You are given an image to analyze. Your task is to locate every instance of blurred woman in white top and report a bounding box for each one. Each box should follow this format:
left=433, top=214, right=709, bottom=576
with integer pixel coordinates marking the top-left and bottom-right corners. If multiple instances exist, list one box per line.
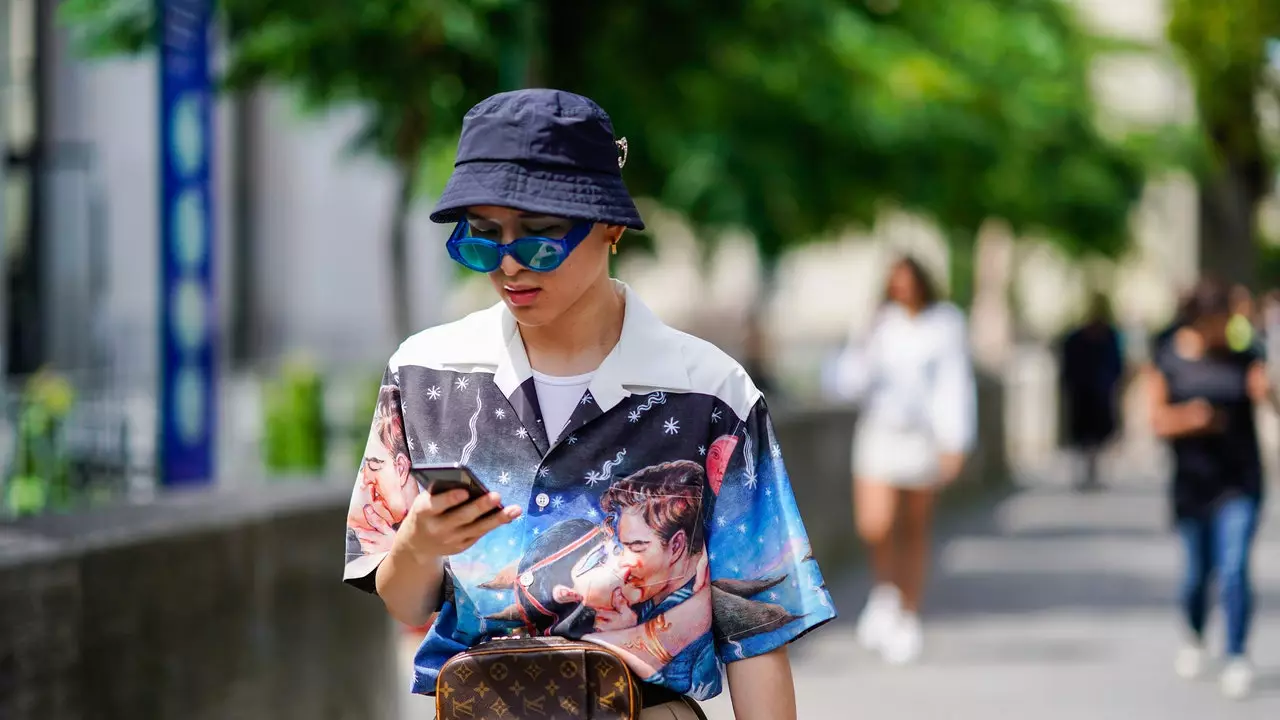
left=833, top=255, right=977, bottom=665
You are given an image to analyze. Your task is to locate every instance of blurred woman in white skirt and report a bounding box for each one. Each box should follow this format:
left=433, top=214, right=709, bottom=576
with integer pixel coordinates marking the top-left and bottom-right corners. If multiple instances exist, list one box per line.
left=832, top=256, right=977, bottom=665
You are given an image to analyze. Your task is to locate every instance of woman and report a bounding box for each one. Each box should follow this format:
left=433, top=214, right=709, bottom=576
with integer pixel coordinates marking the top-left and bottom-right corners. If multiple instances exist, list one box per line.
left=1150, top=278, right=1273, bottom=700
left=833, top=256, right=976, bottom=665
left=342, top=89, right=835, bottom=719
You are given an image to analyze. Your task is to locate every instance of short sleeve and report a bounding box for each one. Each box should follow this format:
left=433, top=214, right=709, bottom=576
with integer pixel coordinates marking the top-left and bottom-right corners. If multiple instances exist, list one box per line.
left=706, top=397, right=836, bottom=664
left=343, top=365, right=421, bottom=593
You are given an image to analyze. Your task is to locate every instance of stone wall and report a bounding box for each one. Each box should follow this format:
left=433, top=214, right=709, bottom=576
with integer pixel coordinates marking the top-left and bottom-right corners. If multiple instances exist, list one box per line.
left=0, top=484, right=398, bottom=720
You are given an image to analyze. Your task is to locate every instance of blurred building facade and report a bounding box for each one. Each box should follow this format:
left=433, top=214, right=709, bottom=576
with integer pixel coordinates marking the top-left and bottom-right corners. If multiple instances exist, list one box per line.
left=0, top=0, right=451, bottom=390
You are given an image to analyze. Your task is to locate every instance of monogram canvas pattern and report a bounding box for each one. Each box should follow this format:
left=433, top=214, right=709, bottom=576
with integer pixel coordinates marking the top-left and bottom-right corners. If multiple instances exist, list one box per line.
left=437, top=639, right=637, bottom=720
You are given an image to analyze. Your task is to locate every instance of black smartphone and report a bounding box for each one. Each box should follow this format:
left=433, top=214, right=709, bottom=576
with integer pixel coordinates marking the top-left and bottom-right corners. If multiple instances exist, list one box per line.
left=411, top=463, right=500, bottom=515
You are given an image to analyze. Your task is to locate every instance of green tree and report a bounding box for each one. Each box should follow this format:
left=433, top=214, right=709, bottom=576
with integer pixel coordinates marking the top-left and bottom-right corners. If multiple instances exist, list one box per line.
left=541, top=0, right=1147, bottom=307
left=66, top=0, right=1148, bottom=314
left=1168, top=0, right=1280, bottom=288
left=62, top=0, right=522, bottom=339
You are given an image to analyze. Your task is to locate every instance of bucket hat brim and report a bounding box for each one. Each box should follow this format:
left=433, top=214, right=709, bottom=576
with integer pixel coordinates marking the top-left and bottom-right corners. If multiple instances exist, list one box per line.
left=429, top=161, right=645, bottom=231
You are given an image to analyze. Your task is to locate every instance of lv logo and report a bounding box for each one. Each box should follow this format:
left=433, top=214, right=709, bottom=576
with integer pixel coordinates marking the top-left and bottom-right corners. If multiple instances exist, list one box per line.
left=522, top=695, right=547, bottom=716
left=450, top=696, right=476, bottom=718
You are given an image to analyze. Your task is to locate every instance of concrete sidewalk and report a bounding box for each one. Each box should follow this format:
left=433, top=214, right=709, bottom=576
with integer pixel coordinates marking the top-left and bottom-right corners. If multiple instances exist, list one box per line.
left=397, top=455, right=1277, bottom=718
left=697, top=458, right=1278, bottom=719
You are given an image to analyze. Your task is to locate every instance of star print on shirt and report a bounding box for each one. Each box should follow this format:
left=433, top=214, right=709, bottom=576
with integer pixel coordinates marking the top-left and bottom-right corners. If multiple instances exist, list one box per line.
left=494, top=408, right=506, bottom=420
left=538, top=467, right=551, bottom=479
left=454, top=377, right=469, bottom=391
left=771, top=443, right=782, bottom=458
left=697, top=445, right=706, bottom=456
left=627, top=411, right=641, bottom=423
left=497, top=471, right=511, bottom=485
left=580, top=393, right=594, bottom=406
left=426, top=386, right=441, bottom=400
left=516, top=427, right=529, bottom=439
left=426, top=442, right=439, bottom=455
left=567, top=435, right=578, bottom=445
left=551, top=496, right=565, bottom=509
left=663, top=418, right=680, bottom=435
left=711, top=409, right=722, bottom=422
left=407, top=436, right=415, bottom=450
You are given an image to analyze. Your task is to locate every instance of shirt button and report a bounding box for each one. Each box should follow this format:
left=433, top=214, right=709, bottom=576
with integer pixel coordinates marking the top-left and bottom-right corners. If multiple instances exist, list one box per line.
left=520, top=572, right=534, bottom=587
left=535, top=493, right=550, bottom=509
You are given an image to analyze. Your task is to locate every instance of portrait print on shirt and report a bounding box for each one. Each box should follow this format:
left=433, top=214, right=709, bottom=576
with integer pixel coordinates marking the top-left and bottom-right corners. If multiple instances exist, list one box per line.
left=343, top=289, right=836, bottom=701
left=345, top=383, right=420, bottom=571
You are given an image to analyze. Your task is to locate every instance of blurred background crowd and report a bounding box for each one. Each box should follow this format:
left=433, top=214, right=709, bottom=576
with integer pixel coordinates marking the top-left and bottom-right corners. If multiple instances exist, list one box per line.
left=2, top=0, right=1279, bottom=718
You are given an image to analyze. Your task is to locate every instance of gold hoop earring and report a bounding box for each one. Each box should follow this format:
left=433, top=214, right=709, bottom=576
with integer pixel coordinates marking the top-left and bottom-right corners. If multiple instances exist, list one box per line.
left=611, top=241, right=619, bottom=255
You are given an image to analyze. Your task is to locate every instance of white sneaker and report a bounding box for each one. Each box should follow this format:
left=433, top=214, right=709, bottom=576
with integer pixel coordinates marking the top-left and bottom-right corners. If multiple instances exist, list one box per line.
left=1220, top=659, right=1254, bottom=700
left=881, top=611, right=924, bottom=666
left=1174, top=642, right=1206, bottom=680
left=855, top=584, right=901, bottom=651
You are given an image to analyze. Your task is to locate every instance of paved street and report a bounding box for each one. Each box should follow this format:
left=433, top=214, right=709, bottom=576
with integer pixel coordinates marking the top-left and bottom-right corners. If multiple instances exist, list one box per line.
left=699, top=456, right=1279, bottom=719
left=399, top=453, right=1278, bottom=718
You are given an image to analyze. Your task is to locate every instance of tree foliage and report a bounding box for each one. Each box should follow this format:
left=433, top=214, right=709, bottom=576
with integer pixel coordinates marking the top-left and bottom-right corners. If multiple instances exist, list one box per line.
left=1167, top=0, right=1280, bottom=286
left=63, top=0, right=1148, bottom=307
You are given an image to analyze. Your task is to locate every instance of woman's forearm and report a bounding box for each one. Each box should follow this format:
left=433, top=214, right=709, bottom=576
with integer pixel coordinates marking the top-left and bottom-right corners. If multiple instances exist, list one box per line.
left=375, top=537, right=446, bottom=628
left=1151, top=403, right=1210, bottom=439
left=727, top=647, right=796, bottom=720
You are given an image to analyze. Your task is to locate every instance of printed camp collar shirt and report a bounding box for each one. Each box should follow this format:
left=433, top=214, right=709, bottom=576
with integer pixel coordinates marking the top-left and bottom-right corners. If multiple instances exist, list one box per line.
left=344, top=281, right=836, bottom=701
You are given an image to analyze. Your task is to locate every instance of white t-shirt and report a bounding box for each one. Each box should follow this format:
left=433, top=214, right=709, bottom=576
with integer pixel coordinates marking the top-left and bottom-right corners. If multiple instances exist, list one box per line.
left=833, top=302, right=977, bottom=454
left=532, top=369, right=595, bottom=444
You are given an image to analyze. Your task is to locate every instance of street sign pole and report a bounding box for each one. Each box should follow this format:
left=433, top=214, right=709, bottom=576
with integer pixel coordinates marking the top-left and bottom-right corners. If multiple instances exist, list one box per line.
left=157, top=0, right=217, bottom=486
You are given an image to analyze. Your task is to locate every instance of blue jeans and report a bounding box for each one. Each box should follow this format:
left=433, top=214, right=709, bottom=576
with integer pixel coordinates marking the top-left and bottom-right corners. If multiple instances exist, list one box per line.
left=1177, top=496, right=1260, bottom=657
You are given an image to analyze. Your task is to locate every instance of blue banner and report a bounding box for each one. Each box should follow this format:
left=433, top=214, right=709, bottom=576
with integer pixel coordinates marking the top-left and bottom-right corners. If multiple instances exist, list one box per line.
left=158, top=0, right=216, bottom=486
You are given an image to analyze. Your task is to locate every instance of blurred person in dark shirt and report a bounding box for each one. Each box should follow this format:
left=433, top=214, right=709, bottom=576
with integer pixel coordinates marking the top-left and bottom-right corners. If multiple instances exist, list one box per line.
left=1149, top=277, right=1278, bottom=700
left=1057, top=292, right=1125, bottom=492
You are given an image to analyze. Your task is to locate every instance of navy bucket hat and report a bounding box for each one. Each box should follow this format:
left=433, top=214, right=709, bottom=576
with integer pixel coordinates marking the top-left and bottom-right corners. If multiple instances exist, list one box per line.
left=429, top=89, right=645, bottom=231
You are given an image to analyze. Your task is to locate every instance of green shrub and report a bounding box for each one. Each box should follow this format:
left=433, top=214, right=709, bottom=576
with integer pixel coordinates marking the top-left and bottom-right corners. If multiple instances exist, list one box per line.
left=350, top=372, right=384, bottom=469
left=4, top=369, right=76, bottom=515
left=262, top=360, right=328, bottom=476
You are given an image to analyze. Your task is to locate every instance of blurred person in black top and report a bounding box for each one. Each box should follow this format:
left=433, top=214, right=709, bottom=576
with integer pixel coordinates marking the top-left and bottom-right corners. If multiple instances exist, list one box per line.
left=1149, top=277, right=1278, bottom=700
left=1151, top=289, right=1194, bottom=359
left=1057, top=292, right=1125, bottom=491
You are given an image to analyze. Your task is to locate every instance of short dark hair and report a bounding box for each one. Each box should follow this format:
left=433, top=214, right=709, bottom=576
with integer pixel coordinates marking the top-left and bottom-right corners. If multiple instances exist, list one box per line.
left=1183, top=277, right=1232, bottom=324
left=883, top=255, right=940, bottom=307
left=373, top=385, right=408, bottom=459
left=600, top=460, right=706, bottom=557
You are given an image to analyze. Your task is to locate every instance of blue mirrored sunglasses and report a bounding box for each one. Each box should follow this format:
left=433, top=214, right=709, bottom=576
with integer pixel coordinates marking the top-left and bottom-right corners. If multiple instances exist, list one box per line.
left=446, top=221, right=593, bottom=273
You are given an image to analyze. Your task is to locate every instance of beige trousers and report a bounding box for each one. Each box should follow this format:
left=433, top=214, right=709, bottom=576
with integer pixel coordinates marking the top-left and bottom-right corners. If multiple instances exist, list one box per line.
left=639, top=699, right=705, bottom=719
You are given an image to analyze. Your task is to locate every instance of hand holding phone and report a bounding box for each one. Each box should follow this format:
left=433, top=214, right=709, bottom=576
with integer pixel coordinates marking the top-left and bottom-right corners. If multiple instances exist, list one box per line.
left=397, top=463, right=522, bottom=559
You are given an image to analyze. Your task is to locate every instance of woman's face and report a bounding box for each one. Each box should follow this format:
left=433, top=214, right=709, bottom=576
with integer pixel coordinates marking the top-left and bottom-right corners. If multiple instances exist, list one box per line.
left=887, top=264, right=923, bottom=308
left=466, top=205, right=618, bottom=327
left=569, top=538, right=637, bottom=610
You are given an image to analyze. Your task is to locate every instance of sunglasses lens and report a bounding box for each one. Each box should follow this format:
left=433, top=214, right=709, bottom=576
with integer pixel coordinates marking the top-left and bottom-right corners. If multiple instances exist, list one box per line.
left=454, top=241, right=501, bottom=271
left=512, top=238, right=566, bottom=271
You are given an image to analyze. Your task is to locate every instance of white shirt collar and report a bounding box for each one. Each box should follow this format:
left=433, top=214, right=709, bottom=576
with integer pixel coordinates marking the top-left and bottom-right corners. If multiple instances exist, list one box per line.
left=469, top=280, right=691, bottom=414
